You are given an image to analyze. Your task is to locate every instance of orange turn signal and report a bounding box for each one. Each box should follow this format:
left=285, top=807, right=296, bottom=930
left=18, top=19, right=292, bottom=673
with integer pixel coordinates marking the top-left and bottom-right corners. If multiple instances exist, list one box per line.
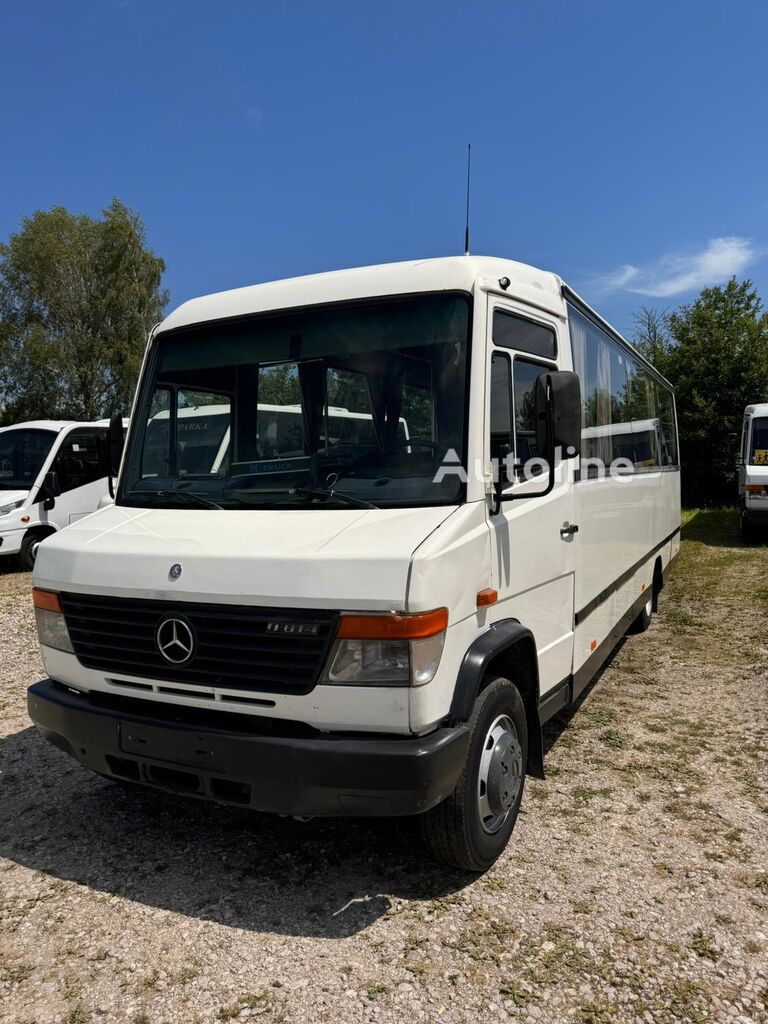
left=337, top=607, right=448, bottom=640
left=32, top=588, right=62, bottom=613
left=476, top=588, right=498, bottom=608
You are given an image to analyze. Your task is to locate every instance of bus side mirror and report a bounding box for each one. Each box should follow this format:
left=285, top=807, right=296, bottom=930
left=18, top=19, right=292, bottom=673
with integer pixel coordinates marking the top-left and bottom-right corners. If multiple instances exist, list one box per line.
left=41, top=470, right=61, bottom=510
left=109, top=413, right=125, bottom=478
left=535, top=371, right=581, bottom=461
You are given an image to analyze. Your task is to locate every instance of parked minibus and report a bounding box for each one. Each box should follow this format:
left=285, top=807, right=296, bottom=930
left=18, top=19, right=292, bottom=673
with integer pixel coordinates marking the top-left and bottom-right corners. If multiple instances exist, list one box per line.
left=27, top=257, right=680, bottom=871
left=738, top=403, right=768, bottom=541
left=0, top=418, right=127, bottom=570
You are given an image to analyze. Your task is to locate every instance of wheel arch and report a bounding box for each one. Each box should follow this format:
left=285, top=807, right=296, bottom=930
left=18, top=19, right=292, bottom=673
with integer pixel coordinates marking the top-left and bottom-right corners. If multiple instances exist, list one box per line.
left=450, top=620, right=544, bottom=780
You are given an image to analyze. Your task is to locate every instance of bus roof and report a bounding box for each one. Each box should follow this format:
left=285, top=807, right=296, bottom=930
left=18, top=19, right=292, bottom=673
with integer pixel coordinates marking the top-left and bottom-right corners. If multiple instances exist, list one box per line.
left=157, top=255, right=672, bottom=391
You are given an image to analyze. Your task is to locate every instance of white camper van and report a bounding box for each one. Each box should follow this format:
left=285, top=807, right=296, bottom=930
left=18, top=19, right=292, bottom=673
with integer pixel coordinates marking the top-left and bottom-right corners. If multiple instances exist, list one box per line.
left=738, top=402, right=768, bottom=541
left=0, top=419, right=127, bottom=570
left=28, top=257, right=680, bottom=871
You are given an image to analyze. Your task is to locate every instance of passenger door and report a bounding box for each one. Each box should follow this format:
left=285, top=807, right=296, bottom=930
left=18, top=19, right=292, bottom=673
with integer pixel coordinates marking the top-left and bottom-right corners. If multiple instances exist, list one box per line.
left=41, top=428, right=112, bottom=527
left=486, top=302, right=576, bottom=698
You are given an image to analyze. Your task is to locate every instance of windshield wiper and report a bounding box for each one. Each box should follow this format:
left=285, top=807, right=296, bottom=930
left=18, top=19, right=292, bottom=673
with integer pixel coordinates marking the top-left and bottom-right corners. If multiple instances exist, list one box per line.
left=290, top=487, right=378, bottom=510
left=153, top=489, right=223, bottom=510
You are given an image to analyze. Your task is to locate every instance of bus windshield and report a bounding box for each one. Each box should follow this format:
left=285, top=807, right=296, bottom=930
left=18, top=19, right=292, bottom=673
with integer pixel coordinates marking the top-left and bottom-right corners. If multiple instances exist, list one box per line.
left=120, top=293, right=471, bottom=509
left=0, top=428, right=57, bottom=490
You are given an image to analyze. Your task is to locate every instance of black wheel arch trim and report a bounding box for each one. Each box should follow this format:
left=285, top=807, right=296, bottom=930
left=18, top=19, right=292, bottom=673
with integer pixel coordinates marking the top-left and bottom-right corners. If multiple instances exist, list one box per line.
left=450, top=619, right=544, bottom=780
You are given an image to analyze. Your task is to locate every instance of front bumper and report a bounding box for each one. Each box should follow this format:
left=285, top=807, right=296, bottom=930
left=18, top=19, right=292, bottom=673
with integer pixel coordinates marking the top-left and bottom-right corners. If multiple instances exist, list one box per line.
left=28, top=679, right=469, bottom=817
left=0, top=528, right=23, bottom=555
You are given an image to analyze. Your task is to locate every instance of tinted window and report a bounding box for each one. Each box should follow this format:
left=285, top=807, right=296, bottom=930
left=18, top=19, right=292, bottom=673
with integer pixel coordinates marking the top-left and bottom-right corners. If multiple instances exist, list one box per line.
left=121, top=294, right=471, bottom=508
left=52, top=430, right=109, bottom=493
left=490, top=353, right=512, bottom=475
left=751, top=417, right=768, bottom=465
left=568, top=304, right=679, bottom=470
left=513, top=360, right=543, bottom=467
left=493, top=310, right=557, bottom=359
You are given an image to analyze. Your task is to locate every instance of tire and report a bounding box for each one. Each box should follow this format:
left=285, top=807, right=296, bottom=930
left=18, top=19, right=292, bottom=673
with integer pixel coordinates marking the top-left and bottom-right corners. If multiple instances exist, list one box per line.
left=420, top=676, right=527, bottom=872
left=627, top=591, right=653, bottom=634
left=16, top=532, right=43, bottom=572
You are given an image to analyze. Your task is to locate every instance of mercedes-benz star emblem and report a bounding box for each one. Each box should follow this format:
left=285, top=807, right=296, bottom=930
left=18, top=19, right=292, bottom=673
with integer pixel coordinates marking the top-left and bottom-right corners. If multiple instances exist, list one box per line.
left=155, top=617, right=195, bottom=665
left=169, top=563, right=183, bottom=581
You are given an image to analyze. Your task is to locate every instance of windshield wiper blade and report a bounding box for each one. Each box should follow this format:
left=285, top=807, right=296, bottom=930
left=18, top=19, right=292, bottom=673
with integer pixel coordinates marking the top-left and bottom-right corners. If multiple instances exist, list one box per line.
left=154, top=489, right=223, bottom=510
left=290, top=487, right=378, bottom=510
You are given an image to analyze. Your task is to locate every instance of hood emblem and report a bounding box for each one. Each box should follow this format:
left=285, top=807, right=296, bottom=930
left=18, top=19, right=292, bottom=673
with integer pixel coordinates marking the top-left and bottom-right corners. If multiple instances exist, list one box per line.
left=169, top=563, right=183, bottom=581
left=156, top=617, right=195, bottom=665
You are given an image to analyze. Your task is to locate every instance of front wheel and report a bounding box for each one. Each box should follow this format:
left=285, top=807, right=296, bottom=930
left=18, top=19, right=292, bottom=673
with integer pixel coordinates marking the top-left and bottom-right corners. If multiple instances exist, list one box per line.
left=420, top=676, right=527, bottom=872
left=16, top=533, right=42, bottom=572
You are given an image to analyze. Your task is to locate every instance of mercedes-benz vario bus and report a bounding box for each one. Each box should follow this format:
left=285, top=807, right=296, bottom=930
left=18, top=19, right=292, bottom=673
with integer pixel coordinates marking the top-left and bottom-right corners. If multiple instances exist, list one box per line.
left=0, top=418, right=127, bottom=570
left=738, top=403, right=768, bottom=541
left=27, top=257, right=680, bottom=871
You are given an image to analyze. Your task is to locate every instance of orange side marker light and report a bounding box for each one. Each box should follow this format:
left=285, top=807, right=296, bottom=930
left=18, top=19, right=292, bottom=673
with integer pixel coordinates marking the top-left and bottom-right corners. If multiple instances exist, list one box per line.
left=476, top=588, right=498, bottom=608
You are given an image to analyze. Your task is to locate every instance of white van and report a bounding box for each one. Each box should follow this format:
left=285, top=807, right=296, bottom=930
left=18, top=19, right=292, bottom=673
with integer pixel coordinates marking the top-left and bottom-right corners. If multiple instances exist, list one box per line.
left=738, top=403, right=768, bottom=541
left=27, top=257, right=680, bottom=871
left=0, top=419, right=127, bottom=570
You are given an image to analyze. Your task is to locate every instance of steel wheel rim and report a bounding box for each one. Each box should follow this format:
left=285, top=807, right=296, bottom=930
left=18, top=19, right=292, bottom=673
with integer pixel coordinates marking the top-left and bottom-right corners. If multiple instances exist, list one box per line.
left=644, top=594, right=652, bottom=618
left=29, top=540, right=40, bottom=563
left=477, top=713, right=523, bottom=835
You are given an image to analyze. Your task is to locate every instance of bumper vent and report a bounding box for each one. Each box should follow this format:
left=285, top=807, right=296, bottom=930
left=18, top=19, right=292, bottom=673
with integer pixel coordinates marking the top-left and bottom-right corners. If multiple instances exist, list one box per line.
left=60, top=592, right=338, bottom=695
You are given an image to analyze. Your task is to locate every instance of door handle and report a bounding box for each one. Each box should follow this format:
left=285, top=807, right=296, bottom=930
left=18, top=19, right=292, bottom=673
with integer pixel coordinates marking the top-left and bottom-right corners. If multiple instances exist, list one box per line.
left=560, top=523, right=579, bottom=537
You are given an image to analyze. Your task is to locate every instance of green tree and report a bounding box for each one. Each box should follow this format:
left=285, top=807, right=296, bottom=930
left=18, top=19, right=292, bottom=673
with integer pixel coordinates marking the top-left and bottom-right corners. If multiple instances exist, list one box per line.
left=634, top=279, right=768, bottom=506
left=0, top=199, right=167, bottom=424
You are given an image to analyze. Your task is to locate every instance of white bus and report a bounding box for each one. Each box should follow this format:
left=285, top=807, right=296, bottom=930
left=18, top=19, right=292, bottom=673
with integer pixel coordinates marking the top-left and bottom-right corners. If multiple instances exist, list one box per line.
left=738, top=402, right=768, bottom=541
left=0, top=418, right=127, bottom=570
left=28, top=257, right=680, bottom=871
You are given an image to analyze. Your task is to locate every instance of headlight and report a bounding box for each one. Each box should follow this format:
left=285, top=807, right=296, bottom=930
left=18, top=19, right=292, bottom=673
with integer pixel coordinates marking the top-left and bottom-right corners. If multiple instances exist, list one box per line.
left=323, top=608, right=447, bottom=687
left=32, top=589, right=74, bottom=654
left=0, top=499, right=24, bottom=516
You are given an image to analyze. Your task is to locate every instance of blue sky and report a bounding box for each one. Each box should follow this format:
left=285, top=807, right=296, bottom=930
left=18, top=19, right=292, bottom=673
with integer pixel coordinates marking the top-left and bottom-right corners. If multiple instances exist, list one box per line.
left=1, top=0, right=766, bottom=336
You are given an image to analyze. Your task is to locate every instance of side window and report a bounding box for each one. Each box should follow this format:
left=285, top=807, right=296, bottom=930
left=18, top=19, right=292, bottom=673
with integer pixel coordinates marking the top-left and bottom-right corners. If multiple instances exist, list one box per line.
left=513, top=360, right=544, bottom=468
left=493, top=310, right=557, bottom=359
left=52, top=430, right=106, bottom=494
left=490, top=353, right=512, bottom=478
left=568, top=303, right=679, bottom=471
left=741, top=420, right=750, bottom=464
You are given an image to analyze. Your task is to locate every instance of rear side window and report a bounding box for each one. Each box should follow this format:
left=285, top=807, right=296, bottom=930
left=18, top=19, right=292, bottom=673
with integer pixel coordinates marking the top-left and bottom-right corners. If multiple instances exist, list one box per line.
left=493, top=310, right=557, bottom=360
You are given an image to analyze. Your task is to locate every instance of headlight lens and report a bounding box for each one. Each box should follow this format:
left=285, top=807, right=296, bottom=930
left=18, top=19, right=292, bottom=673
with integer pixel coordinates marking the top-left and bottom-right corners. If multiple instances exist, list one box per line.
left=34, top=608, right=74, bottom=653
left=325, top=638, right=410, bottom=685
left=0, top=499, right=24, bottom=516
left=323, top=608, right=447, bottom=686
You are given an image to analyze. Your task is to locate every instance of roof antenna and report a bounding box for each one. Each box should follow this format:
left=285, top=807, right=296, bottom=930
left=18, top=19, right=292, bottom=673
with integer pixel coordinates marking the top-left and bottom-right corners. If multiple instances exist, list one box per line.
left=463, top=143, right=471, bottom=256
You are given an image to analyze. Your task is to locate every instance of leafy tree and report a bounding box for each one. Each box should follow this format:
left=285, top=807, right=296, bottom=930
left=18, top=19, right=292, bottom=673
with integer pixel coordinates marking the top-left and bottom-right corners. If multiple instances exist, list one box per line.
left=0, top=199, right=167, bottom=424
left=633, top=279, right=768, bottom=505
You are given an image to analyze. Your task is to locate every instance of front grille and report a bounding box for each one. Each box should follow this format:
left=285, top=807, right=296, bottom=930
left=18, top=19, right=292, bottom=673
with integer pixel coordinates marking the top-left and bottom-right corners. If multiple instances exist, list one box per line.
left=60, top=593, right=338, bottom=695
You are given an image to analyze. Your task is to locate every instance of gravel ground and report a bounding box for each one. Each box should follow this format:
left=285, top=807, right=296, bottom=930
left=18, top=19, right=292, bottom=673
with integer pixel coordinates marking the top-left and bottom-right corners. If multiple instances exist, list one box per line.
left=1, top=509, right=767, bottom=1024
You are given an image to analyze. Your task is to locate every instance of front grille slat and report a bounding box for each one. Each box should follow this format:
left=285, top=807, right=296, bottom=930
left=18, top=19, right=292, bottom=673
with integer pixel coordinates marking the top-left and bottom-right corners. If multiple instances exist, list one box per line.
left=60, top=593, right=338, bottom=696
